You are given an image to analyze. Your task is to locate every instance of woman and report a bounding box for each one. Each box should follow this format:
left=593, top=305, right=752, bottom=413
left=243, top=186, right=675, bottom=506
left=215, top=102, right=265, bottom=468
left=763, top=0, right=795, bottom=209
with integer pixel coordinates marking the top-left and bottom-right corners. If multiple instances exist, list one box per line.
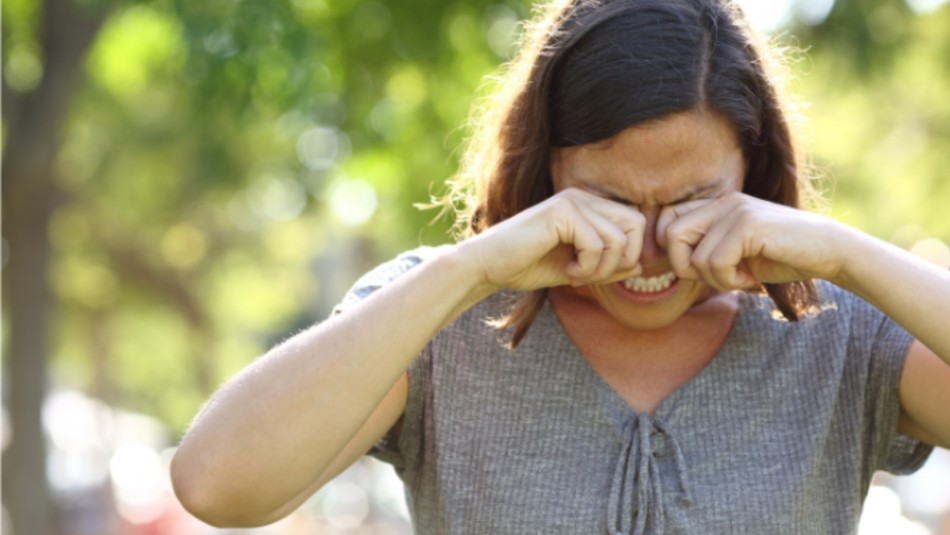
left=171, top=0, right=950, bottom=533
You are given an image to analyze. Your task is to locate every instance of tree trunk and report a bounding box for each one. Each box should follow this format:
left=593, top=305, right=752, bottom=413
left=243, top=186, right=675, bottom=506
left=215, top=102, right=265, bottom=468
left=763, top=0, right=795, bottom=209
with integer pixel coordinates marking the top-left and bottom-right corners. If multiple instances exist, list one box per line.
left=1, top=0, right=108, bottom=533
left=2, top=170, right=56, bottom=535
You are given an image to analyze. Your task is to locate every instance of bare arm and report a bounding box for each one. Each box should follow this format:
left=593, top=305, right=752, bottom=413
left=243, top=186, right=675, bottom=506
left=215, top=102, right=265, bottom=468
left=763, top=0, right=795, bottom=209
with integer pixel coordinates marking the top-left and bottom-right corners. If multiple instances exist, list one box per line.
left=170, top=189, right=646, bottom=527
left=659, top=193, right=950, bottom=448
left=171, top=246, right=496, bottom=527
left=829, top=228, right=950, bottom=448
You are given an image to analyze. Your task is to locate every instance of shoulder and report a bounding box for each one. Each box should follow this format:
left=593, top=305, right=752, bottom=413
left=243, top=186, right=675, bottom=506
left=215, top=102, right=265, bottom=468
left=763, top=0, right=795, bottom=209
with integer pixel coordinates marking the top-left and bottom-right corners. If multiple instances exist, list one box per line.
left=808, top=280, right=900, bottom=336
left=364, top=245, right=452, bottom=283
left=738, top=281, right=912, bottom=363
left=741, top=281, right=877, bottom=327
left=728, top=282, right=896, bottom=360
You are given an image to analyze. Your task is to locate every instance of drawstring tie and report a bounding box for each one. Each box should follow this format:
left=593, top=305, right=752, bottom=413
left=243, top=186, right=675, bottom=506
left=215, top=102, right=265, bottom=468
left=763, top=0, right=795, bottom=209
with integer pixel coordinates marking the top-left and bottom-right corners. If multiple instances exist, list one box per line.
left=607, top=413, right=692, bottom=535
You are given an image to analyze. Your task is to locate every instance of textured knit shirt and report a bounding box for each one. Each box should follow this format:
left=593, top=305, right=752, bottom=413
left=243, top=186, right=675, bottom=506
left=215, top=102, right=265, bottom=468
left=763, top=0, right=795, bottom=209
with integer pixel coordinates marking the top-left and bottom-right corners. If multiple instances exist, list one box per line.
left=333, top=247, right=934, bottom=534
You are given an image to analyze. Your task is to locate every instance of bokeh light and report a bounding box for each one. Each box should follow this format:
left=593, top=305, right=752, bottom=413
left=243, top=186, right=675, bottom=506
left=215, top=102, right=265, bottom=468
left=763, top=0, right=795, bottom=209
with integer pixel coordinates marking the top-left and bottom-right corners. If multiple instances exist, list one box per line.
left=736, top=0, right=794, bottom=30
left=859, top=486, right=931, bottom=535
left=906, top=0, right=950, bottom=14
left=910, top=238, right=950, bottom=269
left=5, top=0, right=950, bottom=534
left=110, top=443, right=166, bottom=524
left=328, top=178, right=379, bottom=227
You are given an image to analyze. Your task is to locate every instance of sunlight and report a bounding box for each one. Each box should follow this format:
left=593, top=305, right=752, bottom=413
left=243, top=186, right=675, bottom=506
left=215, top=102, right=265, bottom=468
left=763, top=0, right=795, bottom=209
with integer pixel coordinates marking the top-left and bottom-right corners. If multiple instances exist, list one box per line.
left=906, top=0, right=950, bottom=14
left=736, top=0, right=795, bottom=31
left=110, top=443, right=166, bottom=524
left=328, top=178, right=378, bottom=227
left=797, top=0, right=836, bottom=25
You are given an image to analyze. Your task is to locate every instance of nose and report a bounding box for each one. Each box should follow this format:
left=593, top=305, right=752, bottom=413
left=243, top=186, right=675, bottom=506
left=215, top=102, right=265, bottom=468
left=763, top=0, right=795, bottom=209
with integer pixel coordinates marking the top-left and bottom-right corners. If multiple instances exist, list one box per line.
left=640, top=207, right=663, bottom=262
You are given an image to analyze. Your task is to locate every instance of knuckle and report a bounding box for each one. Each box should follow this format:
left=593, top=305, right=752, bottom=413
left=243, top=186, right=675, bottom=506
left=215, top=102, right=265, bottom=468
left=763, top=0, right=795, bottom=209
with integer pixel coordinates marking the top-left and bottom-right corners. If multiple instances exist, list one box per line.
left=556, top=187, right=578, bottom=198
left=577, top=262, right=598, bottom=278
left=665, top=217, right=689, bottom=239
left=690, top=248, right=708, bottom=266
left=733, top=201, right=755, bottom=218
left=595, top=264, right=615, bottom=278
left=629, top=210, right=647, bottom=227
left=709, top=251, right=733, bottom=270
left=603, top=228, right=626, bottom=247
left=722, top=191, right=745, bottom=204
left=549, top=195, right=574, bottom=213
left=618, top=256, right=639, bottom=270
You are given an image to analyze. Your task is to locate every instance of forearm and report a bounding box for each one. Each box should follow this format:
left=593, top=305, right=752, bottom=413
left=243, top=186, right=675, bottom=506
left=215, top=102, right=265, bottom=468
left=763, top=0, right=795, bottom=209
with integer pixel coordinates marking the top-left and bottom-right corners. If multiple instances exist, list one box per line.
left=171, top=244, right=495, bottom=525
left=831, top=225, right=950, bottom=362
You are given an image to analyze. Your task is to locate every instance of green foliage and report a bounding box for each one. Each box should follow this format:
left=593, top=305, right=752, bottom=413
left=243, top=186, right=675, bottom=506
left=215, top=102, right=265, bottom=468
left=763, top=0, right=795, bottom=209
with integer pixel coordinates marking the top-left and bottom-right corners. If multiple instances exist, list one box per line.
left=795, top=3, right=950, bottom=247
left=2, top=0, right=43, bottom=92
left=8, top=0, right=949, bottom=436
left=27, top=0, right=528, bottom=434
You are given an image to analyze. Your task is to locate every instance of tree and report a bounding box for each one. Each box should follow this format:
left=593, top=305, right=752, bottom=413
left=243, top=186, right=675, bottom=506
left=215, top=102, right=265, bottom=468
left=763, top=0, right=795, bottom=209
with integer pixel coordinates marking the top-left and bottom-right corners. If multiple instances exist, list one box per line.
left=3, top=0, right=523, bottom=531
left=793, top=1, right=950, bottom=245
left=3, top=0, right=111, bottom=532
left=4, top=0, right=948, bottom=532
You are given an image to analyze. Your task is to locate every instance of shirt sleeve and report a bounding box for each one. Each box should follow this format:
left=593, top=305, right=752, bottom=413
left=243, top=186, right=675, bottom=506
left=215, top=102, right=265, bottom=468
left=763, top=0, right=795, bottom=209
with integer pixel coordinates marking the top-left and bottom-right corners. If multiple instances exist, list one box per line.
left=331, top=247, right=439, bottom=316
left=855, top=294, right=934, bottom=475
left=330, top=246, right=443, bottom=470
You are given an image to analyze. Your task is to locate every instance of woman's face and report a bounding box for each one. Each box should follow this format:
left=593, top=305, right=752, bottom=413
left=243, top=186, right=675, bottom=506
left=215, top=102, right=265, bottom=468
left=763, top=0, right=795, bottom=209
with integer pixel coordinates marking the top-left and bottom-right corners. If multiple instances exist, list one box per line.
left=550, top=111, right=746, bottom=330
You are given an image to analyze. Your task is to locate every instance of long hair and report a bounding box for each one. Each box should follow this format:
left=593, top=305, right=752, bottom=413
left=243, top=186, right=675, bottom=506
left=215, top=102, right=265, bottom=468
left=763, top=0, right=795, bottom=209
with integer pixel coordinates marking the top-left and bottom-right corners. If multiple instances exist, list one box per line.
left=446, top=0, right=818, bottom=347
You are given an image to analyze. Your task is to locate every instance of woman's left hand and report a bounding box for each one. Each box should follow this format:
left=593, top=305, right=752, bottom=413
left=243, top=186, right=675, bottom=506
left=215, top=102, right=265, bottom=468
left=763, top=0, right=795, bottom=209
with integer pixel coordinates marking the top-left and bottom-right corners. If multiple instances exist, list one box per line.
left=656, top=192, right=845, bottom=290
left=657, top=191, right=950, bottom=449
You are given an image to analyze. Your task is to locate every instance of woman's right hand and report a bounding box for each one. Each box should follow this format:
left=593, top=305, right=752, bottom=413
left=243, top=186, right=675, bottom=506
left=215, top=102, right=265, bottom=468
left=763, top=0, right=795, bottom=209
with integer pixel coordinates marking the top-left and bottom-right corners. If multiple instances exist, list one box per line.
left=171, top=188, right=646, bottom=527
left=461, top=188, right=647, bottom=292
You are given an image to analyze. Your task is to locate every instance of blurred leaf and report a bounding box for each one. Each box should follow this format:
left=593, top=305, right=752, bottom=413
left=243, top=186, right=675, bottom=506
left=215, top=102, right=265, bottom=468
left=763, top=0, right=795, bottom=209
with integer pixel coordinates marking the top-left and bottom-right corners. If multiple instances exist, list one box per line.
left=14, top=0, right=948, bottom=445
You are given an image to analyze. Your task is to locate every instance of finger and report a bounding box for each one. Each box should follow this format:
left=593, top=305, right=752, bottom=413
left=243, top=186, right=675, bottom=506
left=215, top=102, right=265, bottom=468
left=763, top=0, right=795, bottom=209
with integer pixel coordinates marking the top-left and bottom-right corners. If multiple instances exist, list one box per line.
left=617, top=210, right=646, bottom=273
left=709, top=237, right=759, bottom=291
left=691, top=209, right=762, bottom=290
left=599, top=265, right=646, bottom=286
left=582, top=192, right=647, bottom=273
left=621, top=226, right=644, bottom=275
left=577, top=201, right=645, bottom=274
left=584, top=209, right=628, bottom=280
left=561, top=216, right=606, bottom=280
left=659, top=200, right=720, bottom=278
left=656, top=198, right=717, bottom=250
left=562, top=189, right=645, bottom=275
left=565, top=188, right=646, bottom=233
left=687, top=212, right=747, bottom=290
left=569, top=205, right=634, bottom=281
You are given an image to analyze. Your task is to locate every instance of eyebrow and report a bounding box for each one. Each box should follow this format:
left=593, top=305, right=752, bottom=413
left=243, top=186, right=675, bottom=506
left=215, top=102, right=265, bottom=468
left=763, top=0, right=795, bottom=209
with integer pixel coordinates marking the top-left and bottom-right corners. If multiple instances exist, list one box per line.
left=581, top=180, right=724, bottom=206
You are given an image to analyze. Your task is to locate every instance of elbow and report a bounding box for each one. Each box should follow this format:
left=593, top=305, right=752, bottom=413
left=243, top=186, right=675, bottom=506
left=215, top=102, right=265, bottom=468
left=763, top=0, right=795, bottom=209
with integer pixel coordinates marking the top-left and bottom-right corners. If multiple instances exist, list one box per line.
left=170, top=447, right=281, bottom=528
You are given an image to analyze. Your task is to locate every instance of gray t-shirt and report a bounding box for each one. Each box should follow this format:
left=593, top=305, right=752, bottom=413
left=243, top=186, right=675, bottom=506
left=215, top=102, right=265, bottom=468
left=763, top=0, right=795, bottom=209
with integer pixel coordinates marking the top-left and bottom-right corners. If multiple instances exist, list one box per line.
left=333, top=247, right=933, bottom=534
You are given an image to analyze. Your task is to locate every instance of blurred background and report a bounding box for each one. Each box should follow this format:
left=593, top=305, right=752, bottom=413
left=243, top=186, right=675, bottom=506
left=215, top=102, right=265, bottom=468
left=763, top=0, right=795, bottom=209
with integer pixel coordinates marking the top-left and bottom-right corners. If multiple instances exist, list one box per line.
left=3, top=0, right=950, bottom=533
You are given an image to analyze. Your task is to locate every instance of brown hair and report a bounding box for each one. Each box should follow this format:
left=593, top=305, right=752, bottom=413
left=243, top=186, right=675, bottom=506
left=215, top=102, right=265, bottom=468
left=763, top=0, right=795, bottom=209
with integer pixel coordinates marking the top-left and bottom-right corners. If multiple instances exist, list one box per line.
left=445, top=0, right=818, bottom=346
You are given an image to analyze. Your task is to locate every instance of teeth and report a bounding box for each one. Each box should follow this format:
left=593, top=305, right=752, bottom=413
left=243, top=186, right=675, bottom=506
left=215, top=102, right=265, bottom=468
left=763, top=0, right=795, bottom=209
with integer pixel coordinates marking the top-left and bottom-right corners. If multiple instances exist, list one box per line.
left=623, top=272, right=677, bottom=293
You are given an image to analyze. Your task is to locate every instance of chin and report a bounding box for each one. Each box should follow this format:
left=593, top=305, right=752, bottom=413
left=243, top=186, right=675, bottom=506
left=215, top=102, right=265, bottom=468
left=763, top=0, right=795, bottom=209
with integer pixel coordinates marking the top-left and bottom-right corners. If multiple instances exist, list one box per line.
left=607, top=308, right=688, bottom=332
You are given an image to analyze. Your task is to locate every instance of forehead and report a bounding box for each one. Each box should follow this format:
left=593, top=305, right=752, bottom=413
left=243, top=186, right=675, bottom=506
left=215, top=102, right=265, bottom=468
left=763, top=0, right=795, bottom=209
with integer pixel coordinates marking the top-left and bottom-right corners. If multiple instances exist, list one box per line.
left=552, top=111, right=744, bottom=205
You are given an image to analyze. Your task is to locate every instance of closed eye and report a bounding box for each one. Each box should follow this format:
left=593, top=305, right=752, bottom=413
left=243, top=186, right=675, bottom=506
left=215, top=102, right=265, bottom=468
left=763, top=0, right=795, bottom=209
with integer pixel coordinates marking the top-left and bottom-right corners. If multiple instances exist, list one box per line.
left=666, top=183, right=723, bottom=205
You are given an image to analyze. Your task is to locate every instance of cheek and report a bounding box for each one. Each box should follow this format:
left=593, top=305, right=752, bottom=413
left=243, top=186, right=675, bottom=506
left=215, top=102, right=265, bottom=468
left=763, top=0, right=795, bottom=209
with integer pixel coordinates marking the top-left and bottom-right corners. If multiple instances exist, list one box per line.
left=568, top=284, right=614, bottom=305
left=680, top=279, right=718, bottom=307
left=572, top=285, right=597, bottom=299
left=550, top=152, right=570, bottom=191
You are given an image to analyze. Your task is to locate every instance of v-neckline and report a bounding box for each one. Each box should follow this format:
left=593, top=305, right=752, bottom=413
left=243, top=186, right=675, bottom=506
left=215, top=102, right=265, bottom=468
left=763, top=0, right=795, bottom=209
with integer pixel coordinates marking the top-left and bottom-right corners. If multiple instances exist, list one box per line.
left=540, top=291, right=752, bottom=429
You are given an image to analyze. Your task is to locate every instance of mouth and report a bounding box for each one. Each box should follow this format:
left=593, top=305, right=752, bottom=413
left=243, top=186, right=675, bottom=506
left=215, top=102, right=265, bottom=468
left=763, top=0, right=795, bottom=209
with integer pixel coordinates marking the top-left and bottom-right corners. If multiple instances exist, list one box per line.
left=621, top=271, right=677, bottom=293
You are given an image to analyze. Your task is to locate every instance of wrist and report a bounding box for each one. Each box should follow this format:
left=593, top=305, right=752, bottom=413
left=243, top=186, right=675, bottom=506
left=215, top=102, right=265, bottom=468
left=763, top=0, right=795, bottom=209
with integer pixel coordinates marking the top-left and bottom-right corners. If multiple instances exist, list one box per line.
left=824, top=224, right=885, bottom=295
left=440, top=240, right=501, bottom=304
